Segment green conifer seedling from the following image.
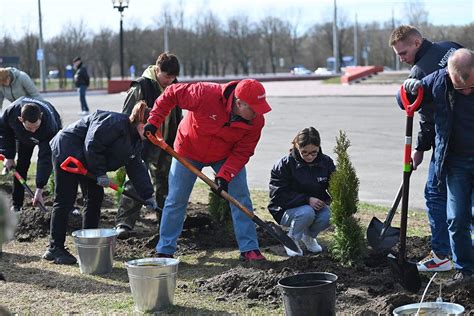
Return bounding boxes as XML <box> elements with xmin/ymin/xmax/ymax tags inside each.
<box><xmin>328</xmin><ymin>130</ymin><xmax>365</xmax><ymax>266</ymax></box>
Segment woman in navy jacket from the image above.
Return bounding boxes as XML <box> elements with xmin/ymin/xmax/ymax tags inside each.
<box><xmin>268</xmin><ymin>127</ymin><xmax>335</xmax><ymax>256</ymax></box>
<box><xmin>43</xmin><ymin>101</ymin><xmax>156</xmax><ymax>265</ymax></box>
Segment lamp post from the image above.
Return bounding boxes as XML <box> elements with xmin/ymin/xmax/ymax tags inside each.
<box><xmin>37</xmin><ymin>0</ymin><xmax>46</xmax><ymax>92</ymax></box>
<box><xmin>112</xmin><ymin>0</ymin><xmax>129</xmax><ymax>79</ymax></box>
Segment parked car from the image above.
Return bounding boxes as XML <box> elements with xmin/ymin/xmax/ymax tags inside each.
<box><xmin>48</xmin><ymin>70</ymin><xmax>59</xmax><ymax>79</ymax></box>
<box><xmin>314</xmin><ymin>67</ymin><xmax>333</xmax><ymax>75</ymax></box>
<box><xmin>290</xmin><ymin>66</ymin><xmax>312</xmax><ymax>75</ymax></box>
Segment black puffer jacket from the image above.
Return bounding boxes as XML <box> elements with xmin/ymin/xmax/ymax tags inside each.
<box><xmin>74</xmin><ymin>62</ymin><xmax>90</xmax><ymax>87</ymax></box>
<box><xmin>408</xmin><ymin>39</ymin><xmax>462</xmax><ymax>151</ymax></box>
<box><xmin>50</xmin><ymin>110</ymin><xmax>153</xmax><ymax>200</ymax></box>
<box><xmin>268</xmin><ymin>148</ymin><xmax>336</xmax><ymax>224</ymax></box>
<box><xmin>0</xmin><ymin>97</ymin><xmax>61</xmax><ymax>188</ymax></box>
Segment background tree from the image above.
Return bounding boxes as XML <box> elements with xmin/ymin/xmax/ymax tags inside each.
<box><xmin>1</xmin><ymin>8</ymin><xmax>472</xmax><ymax>80</ymax></box>
<box><xmin>92</xmin><ymin>28</ymin><xmax>116</xmax><ymax>80</ymax></box>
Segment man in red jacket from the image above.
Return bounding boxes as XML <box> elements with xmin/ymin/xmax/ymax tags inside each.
<box><xmin>144</xmin><ymin>79</ymin><xmax>271</xmax><ymax>261</ymax></box>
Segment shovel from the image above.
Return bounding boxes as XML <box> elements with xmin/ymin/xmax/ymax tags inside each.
<box><xmin>145</xmin><ymin>131</ymin><xmax>301</xmax><ymax>253</ymax></box>
<box><xmin>387</xmin><ymin>84</ymin><xmax>423</xmax><ymax>293</ymax></box>
<box><xmin>367</xmin><ymin>165</ymin><xmax>413</xmax><ymax>251</ymax></box>
<box><xmin>59</xmin><ymin>156</ymin><xmax>162</xmax><ymax>212</ymax></box>
<box><xmin>0</xmin><ymin>154</ymin><xmax>48</xmax><ymax>213</ymax></box>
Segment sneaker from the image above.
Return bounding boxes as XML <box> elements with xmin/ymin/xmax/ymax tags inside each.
<box><xmin>115</xmin><ymin>225</ymin><xmax>131</xmax><ymax>240</ymax></box>
<box><xmin>417</xmin><ymin>251</ymin><xmax>453</xmax><ymax>272</ymax></box>
<box><xmin>42</xmin><ymin>247</ymin><xmax>77</xmax><ymax>265</ymax></box>
<box><xmin>240</xmin><ymin>249</ymin><xmax>266</xmax><ymax>261</ymax></box>
<box><xmin>157</xmin><ymin>253</ymin><xmax>174</xmax><ymax>258</ymax></box>
<box><xmin>301</xmin><ymin>234</ymin><xmax>322</xmax><ymax>253</ymax></box>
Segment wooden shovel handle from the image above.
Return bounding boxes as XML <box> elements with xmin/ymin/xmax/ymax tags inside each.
<box><xmin>145</xmin><ymin>131</ymin><xmax>255</xmax><ymax>219</ymax></box>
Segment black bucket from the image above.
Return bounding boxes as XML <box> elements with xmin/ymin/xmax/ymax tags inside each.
<box><xmin>278</xmin><ymin>272</ymin><xmax>338</xmax><ymax>316</ymax></box>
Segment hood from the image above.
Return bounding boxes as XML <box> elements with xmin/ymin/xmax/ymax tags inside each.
<box><xmin>7</xmin><ymin>67</ymin><xmax>20</xmax><ymax>85</ymax></box>
<box><xmin>222</xmin><ymin>80</ymin><xmax>239</xmax><ymax>112</ymax></box>
<box><xmin>142</xmin><ymin>65</ymin><xmax>158</xmax><ymax>81</ymax></box>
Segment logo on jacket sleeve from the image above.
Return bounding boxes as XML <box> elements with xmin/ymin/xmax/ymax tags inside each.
<box><xmin>209</xmin><ymin>114</ymin><xmax>217</xmax><ymax>120</ymax></box>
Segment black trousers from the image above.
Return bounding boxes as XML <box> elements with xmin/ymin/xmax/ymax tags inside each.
<box><xmin>49</xmin><ymin>163</ymin><xmax>104</xmax><ymax>248</ymax></box>
<box><xmin>12</xmin><ymin>143</ymin><xmax>34</xmax><ymax>208</ymax></box>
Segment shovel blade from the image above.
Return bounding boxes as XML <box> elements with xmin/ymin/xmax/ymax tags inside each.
<box><xmin>387</xmin><ymin>253</ymin><xmax>421</xmax><ymax>293</ymax></box>
<box><xmin>256</xmin><ymin>219</ymin><xmax>300</xmax><ymax>253</ymax></box>
<box><xmin>367</xmin><ymin>217</ymin><xmax>400</xmax><ymax>251</ymax></box>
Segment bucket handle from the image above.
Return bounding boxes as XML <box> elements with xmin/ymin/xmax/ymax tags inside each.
<box><xmin>416</xmin><ymin>273</ymin><xmax>438</xmax><ymax>315</ymax></box>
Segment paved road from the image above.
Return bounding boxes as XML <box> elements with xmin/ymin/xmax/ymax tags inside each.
<box><xmin>14</xmin><ymin>81</ymin><xmax>429</xmax><ymax>210</ymax></box>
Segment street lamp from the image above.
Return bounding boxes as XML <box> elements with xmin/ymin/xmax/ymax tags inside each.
<box><xmin>112</xmin><ymin>0</ymin><xmax>129</xmax><ymax>79</ymax></box>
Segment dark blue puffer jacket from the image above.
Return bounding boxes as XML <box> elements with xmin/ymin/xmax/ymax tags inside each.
<box><xmin>268</xmin><ymin>148</ymin><xmax>336</xmax><ymax>224</ymax></box>
<box><xmin>50</xmin><ymin>110</ymin><xmax>153</xmax><ymax>200</ymax></box>
<box><xmin>0</xmin><ymin>96</ymin><xmax>61</xmax><ymax>188</ymax></box>
<box><xmin>404</xmin><ymin>68</ymin><xmax>471</xmax><ymax>184</ymax></box>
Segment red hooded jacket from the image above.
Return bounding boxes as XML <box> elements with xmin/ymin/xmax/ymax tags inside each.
<box><xmin>148</xmin><ymin>81</ymin><xmax>265</xmax><ymax>182</ymax></box>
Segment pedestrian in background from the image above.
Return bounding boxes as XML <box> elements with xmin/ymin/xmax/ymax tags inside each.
<box><xmin>72</xmin><ymin>56</ymin><xmax>90</xmax><ymax>115</ymax></box>
<box><xmin>0</xmin><ymin>67</ymin><xmax>42</xmax><ymax>109</ymax></box>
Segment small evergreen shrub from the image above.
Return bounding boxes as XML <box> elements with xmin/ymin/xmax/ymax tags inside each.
<box><xmin>328</xmin><ymin>130</ymin><xmax>365</xmax><ymax>266</ymax></box>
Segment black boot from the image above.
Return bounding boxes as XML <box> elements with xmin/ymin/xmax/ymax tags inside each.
<box><xmin>42</xmin><ymin>246</ymin><xmax>77</xmax><ymax>265</ymax></box>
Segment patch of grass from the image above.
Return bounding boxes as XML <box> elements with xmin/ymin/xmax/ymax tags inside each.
<box><xmin>323</xmin><ymin>77</ymin><xmax>341</xmax><ymax>84</ymax></box>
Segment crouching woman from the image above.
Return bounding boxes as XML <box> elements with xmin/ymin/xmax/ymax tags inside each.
<box><xmin>268</xmin><ymin>127</ymin><xmax>335</xmax><ymax>256</ymax></box>
<box><xmin>43</xmin><ymin>101</ymin><xmax>156</xmax><ymax>264</ymax></box>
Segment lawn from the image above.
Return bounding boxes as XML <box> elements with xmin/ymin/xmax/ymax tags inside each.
<box><xmin>0</xmin><ymin>179</ymin><xmax>440</xmax><ymax>315</ymax></box>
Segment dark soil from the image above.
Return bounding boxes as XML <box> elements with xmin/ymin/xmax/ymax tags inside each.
<box><xmin>11</xmin><ymin>185</ymin><xmax>474</xmax><ymax>314</ymax></box>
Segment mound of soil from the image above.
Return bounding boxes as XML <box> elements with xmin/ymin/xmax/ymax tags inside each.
<box><xmin>114</xmin><ymin>202</ymin><xmax>279</xmax><ymax>261</ymax></box>
<box><xmin>14</xmin><ymin>191</ymin><xmax>116</xmax><ymax>241</ymax></box>
<box><xmin>195</xmin><ymin>241</ymin><xmax>473</xmax><ymax>313</ymax></box>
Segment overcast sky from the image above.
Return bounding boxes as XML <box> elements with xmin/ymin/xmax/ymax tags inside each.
<box><xmin>0</xmin><ymin>0</ymin><xmax>472</xmax><ymax>40</ymax></box>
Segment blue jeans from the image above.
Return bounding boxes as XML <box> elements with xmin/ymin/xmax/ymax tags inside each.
<box><xmin>78</xmin><ymin>85</ymin><xmax>89</xmax><ymax>112</ymax></box>
<box><xmin>425</xmin><ymin>154</ymin><xmax>451</xmax><ymax>256</ymax></box>
<box><xmin>156</xmin><ymin>158</ymin><xmax>259</xmax><ymax>255</ymax></box>
<box><xmin>446</xmin><ymin>155</ymin><xmax>474</xmax><ymax>275</ymax></box>
<box><xmin>280</xmin><ymin>204</ymin><xmax>330</xmax><ymax>240</ymax></box>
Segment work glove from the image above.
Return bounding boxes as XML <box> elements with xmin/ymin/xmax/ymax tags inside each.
<box><xmin>4</xmin><ymin>158</ymin><xmax>15</xmax><ymax>172</ymax></box>
<box><xmin>143</xmin><ymin>123</ymin><xmax>158</xmax><ymax>138</ymax></box>
<box><xmin>96</xmin><ymin>174</ymin><xmax>110</xmax><ymax>187</ymax></box>
<box><xmin>144</xmin><ymin>196</ymin><xmax>158</xmax><ymax>211</ymax></box>
<box><xmin>211</xmin><ymin>177</ymin><xmax>229</xmax><ymax>198</ymax></box>
<box><xmin>33</xmin><ymin>188</ymin><xmax>44</xmax><ymax>207</ymax></box>
<box><xmin>403</xmin><ymin>78</ymin><xmax>422</xmax><ymax>95</ymax></box>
